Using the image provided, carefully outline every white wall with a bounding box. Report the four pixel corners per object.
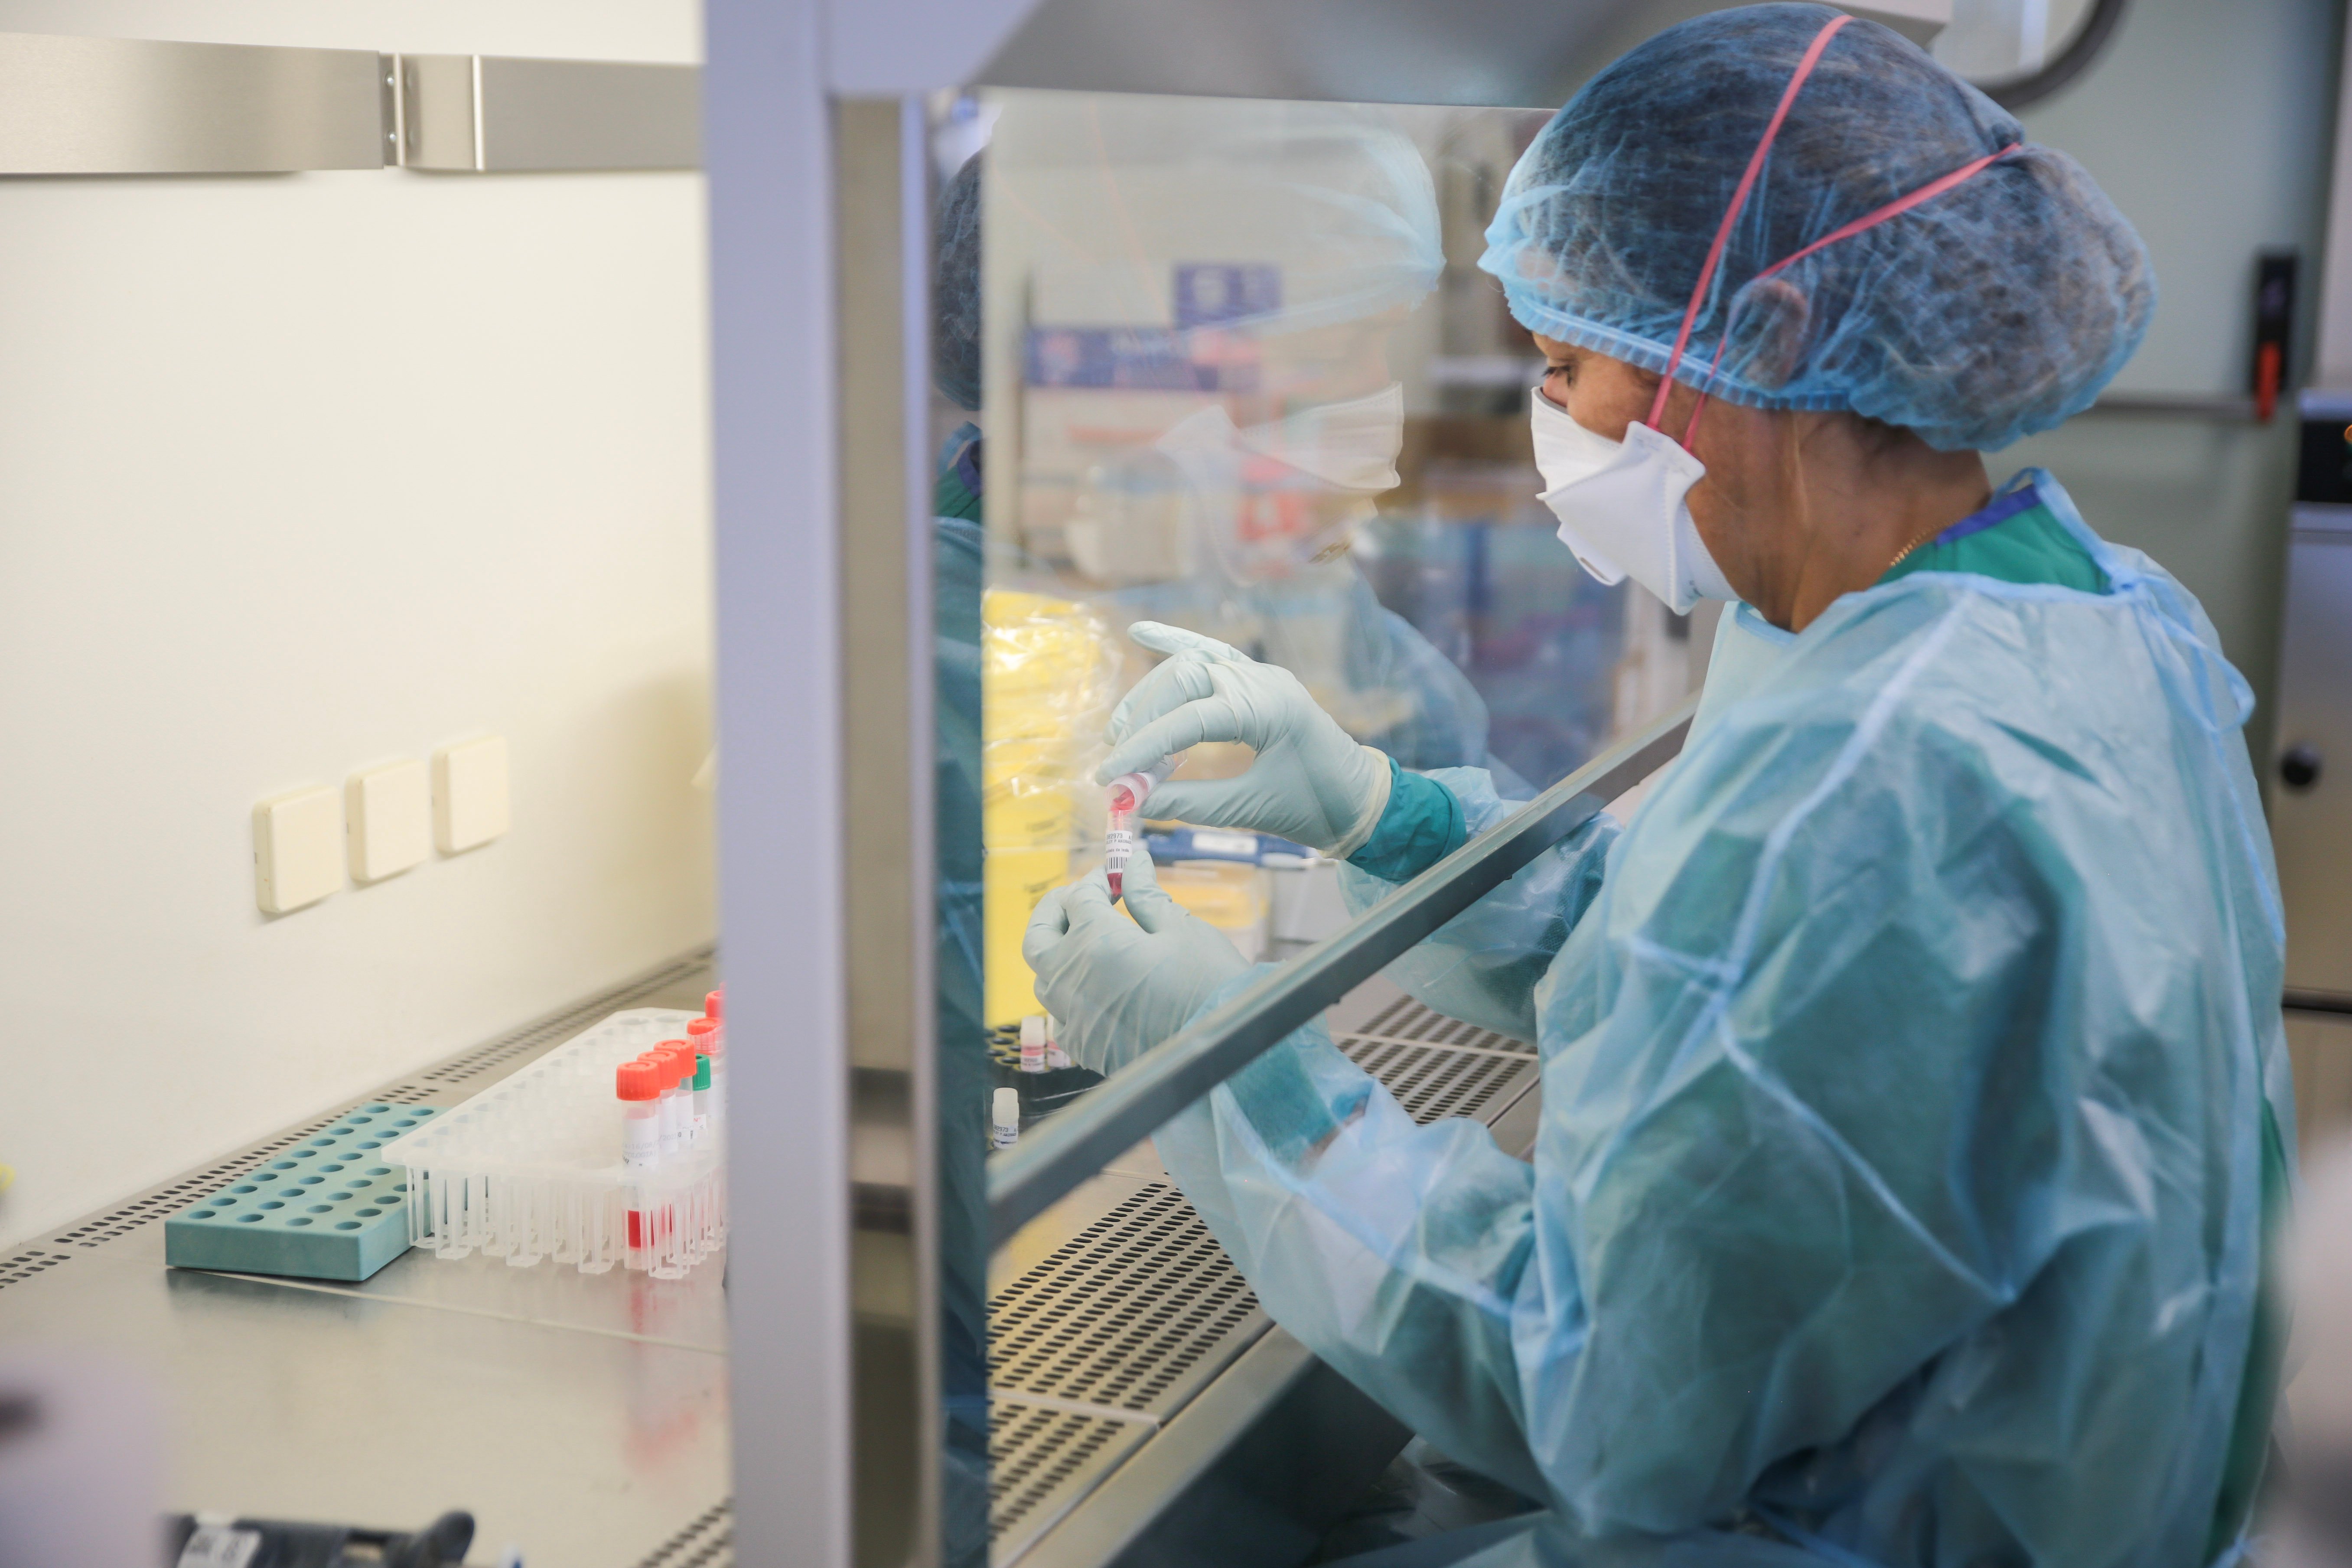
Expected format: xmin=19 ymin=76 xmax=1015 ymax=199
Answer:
xmin=0 ymin=1 xmax=713 ymax=1251
xmin=1999 ymin=0 xmax=2341 ymax=762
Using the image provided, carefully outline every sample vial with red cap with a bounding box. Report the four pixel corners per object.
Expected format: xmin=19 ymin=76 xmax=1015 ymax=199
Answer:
xmin=1104 ymin=756 xmax=1176 ymax=901
xmin=617 ymin=1060 xmax=663 ymax=1168
xmin=617 ymin=1057 xmax=664 ymax=1271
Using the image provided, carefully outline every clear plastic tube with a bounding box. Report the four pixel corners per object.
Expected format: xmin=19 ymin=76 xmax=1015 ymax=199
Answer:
xmin=1104 ymin=755 xmax=1178 ymax=902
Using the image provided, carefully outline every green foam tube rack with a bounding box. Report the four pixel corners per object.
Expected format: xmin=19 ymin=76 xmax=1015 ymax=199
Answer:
xmin=164 ymin=1104 xmax=441 ymax=1282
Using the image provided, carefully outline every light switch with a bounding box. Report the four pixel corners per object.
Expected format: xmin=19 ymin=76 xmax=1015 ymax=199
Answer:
xmin=434 ymin=735 xmax=510 ymax=854
xmin=348 ymin=759 xmax=430 ymax=882
xmin=254 ymin=785 xmax=342 ymax=913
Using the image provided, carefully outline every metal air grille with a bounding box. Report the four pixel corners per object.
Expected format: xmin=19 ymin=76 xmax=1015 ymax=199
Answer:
xmin=1340 ymin=1038 xmax=1534 ymax=1125
xmin=49 ymin=1113 xmax=342 ymax=1249
xmin=1345 ymin=994 xmax=1534 ymax=1056
xmin=0 ymin=1249 xmax=74 ymax=1292
xmin=988 ymin=1184 xmax=1263 ymax=1416
xmin=990 ymin=1400 xmax=1151 ymax=1561
xmin=633 ymin=1500 xmax=732 ymax=1568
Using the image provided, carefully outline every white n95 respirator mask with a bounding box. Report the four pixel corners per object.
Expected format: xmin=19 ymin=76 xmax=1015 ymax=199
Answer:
xmin=1530 ymin=389 xmax=1735 ymax=615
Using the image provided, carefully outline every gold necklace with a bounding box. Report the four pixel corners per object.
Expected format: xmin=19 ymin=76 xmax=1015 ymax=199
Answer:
xmin=1884 ymin=515 xmax=1954 ymax=574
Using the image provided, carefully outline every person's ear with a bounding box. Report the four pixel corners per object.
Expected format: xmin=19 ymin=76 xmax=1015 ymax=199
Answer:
xmin=1725 ymin=277 xmax=1811 ymax=391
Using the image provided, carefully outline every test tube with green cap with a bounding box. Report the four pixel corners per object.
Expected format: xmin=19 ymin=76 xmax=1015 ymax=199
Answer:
xmin=688 ymin=1014 xmax=723 ymax=1129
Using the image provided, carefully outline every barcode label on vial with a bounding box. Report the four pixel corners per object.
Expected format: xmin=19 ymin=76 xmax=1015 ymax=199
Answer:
xmin=178 ymin=1525 xmax=264 ymax=1568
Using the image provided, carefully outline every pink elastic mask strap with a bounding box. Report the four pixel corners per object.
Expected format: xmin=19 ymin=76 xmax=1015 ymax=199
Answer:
xmin=1646 ymin=12 xmax=1852 ymax=434
xmin=1681 ymin=141 xmax=2025 ymax=443
xmin=1750 ymin=143 xmax=2023 ymax=288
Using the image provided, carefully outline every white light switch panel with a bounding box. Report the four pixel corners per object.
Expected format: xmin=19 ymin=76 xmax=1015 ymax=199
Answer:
xmin=254 ymin=785 xmax=342 ymax=913
xmin=347 ymin=759 xmax=430 ymax=882
xmin=434 ymin=736 xmax=510 ymax=854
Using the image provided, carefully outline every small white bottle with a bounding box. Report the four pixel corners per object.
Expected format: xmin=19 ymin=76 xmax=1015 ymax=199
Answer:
xmin=1019 ymin=1014 xmax=1048 ymax=1074
xmin=991 ymin=1088 xmax=1020 ymax=1150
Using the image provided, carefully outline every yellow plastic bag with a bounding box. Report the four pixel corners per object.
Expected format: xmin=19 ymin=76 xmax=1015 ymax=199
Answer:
xmin=981 ymin=589 xmax=1117 ymax=1023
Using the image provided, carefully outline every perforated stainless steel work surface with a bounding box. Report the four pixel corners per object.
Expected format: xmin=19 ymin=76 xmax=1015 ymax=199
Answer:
xmin=0 ymin=1247 xmax=76 ymax=1293
xmin=1347 ymin=991 xmax=1536 ymax=1056
xmin=991 ymin=1183 xmax=1264 ymax=1416
xmin=633 ymin=1500 xmax=733 ymax=1568
xmin=990 ymin=1401 xmax=1156 ymax=1564
xmin=1340 ymin=1037 xmax=1537 ymax=1125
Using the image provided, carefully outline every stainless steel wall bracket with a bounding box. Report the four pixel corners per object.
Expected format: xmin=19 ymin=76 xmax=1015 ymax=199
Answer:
xmin=390 ymin=54 xmax=701 ymax=172
xmin=0 ymin=33 xmax=701 ymax=176
xmin=0 ymin=32 xmax=386 ymax=174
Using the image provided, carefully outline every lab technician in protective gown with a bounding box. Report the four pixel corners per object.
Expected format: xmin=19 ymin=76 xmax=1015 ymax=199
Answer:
xmin=1023 ymin=8 xmax=2291 ymax=1566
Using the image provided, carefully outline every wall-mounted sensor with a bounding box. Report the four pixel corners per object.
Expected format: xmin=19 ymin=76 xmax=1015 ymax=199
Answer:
xmin=433 ymin=736 xmax=510 ymax=854
xmin=253 ymin=785 xmax=342 ymax=913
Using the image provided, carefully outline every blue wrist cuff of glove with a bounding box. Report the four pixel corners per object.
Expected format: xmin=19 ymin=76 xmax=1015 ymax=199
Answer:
xmin=1346 ymin=756 xmax=1466 ymax=883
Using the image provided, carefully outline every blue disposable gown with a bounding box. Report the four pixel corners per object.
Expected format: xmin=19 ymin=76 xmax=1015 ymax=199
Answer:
xmin=1152 ymin=475 xmax=2289 ymax=1567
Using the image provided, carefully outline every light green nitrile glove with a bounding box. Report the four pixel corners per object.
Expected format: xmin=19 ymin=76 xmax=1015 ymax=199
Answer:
xmin=1022 ymin=853 xmax=1251 ymax=1076
xmin=1099 ymin=621 xmax=1393 ymax=857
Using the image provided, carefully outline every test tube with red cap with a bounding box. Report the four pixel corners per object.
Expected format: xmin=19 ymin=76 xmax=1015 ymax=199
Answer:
xmin=1104 ymin=756 xmax=1176 ymax=901
xmin=617 ymin=1060 xmax=663 ymax=1167
xmin=617 ymin=1059 xmax=663 ymax=1269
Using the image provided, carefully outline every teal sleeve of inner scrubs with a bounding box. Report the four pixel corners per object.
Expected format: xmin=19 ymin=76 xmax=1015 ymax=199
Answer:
xmin=1150 ymin=473 xmax=2293 ymax=1567
xmin=1345 ymin=758 xmax=1469 ymax=883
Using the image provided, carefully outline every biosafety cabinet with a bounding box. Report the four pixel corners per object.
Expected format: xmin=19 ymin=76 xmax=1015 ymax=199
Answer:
xmin=27 ymin=1 xmax=2215 ymax=1565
